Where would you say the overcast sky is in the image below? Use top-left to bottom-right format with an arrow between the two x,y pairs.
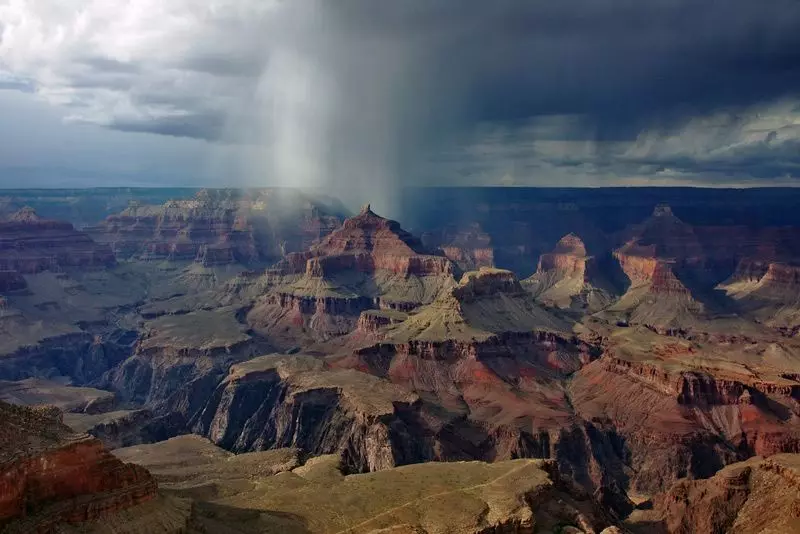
1,0 -> 800,204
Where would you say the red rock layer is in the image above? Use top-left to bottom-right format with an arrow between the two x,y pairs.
274,205 -> 453,278
614,252 -> 689,295
654,457 -> 800,534
761,262 -> 800,289
537,234 -> 589,281
0,402 -> 156,531
0,208 -> 115,273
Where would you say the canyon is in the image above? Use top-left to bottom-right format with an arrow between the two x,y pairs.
2,186 -> 800,532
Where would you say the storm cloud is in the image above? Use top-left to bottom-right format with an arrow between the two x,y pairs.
1,0 -> 800,204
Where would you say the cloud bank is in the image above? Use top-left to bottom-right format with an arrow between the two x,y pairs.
2,0 -> 800,204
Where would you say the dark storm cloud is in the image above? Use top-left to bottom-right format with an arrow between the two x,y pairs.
3,0 -> 800,192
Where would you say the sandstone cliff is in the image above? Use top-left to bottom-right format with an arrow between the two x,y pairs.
525,234 -> 617,310
0,401 -> 156,532
638,454 -> 800,534
245,204 -> 457,345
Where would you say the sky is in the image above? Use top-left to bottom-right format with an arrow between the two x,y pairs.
1,0 -> 800,207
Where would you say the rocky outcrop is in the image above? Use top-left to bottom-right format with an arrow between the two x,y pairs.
526,234 -> 617,310
571,346 -> 800,493
115,436 -> 621,534
0,207 -> 115,274
273,204 -> 453,278
190,354 -> 426,473
0,330 -> 137,384
650,454 -> 800,534
107,309 -> 269,418
87,188 -> 345,265
0,401 -> 156,531
246,205 -> 456,345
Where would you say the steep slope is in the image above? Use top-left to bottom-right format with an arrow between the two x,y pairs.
189,353 -> 424,473
628,454 -> 800,534
244,204 -> 456,345
525,234 -> 618,311
0,401 -> 156,532
720,260 -> 800,329
570,326 -> 800,493
603,205 -> 729,330
335,269 -> 621,485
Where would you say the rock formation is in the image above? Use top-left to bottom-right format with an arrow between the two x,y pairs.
570,326 -> 800,493
635,454 -> 800,534
720,260 -> 800,328
525,234 -> 617,310
244,204 -> 457,345
87,188 -> 345,265
0,401 -> 156,531
113,435 -> 621,534
0,207 -> 115,274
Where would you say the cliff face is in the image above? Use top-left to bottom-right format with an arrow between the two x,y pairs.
245,205 -> 457,345
570,339 -> 800,494
190,354 -> 427,473
0,330 -> 136,384
0,401 -> 156,531
87,188 -> 344,265
648,455 -> 800,534
526,234 -> 617,310
0,208 -> 115,274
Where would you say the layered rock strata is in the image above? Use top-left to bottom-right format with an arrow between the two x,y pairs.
0,207 -> 115,274
0,401 -> 156,531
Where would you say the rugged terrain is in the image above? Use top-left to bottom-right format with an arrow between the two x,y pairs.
108,434 -> 621,534
3,187 -> 800,532
0,400 -> 156,532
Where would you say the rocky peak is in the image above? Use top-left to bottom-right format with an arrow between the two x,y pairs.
553,233 -> 588,257
313,205 -> 430,257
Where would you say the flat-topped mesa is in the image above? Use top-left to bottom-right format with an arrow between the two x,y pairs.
0,401 -> 156,531
0,208 -> 115,273
453,267 -> 524,301
524,234 -> 619,310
